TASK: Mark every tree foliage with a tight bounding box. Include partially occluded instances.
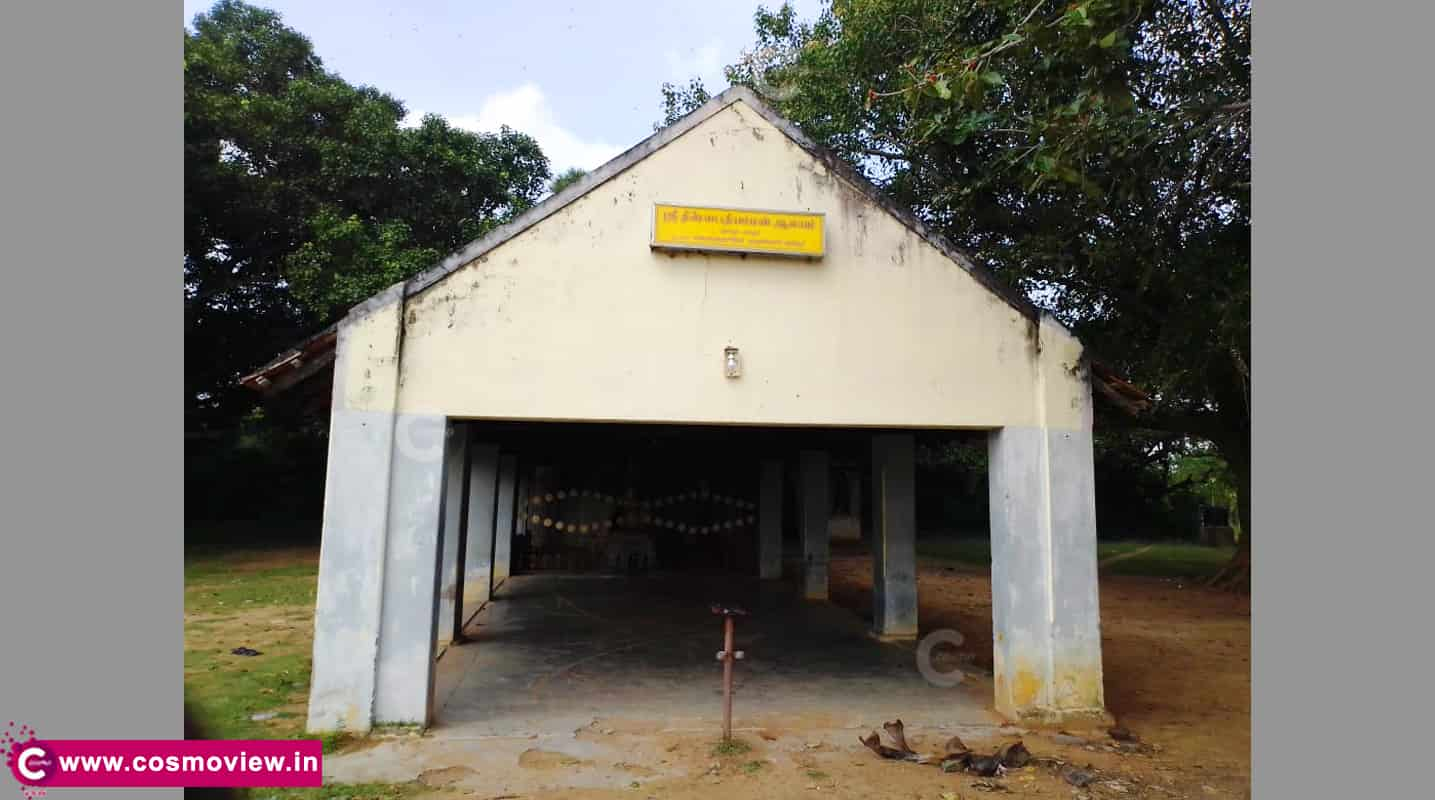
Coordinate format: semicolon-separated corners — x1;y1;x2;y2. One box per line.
550;167;588;195
184;0;551;430
657;77;713;127
717;0;1250;584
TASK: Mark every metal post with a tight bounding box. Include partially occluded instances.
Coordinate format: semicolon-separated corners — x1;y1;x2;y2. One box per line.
722;615;735;739
712;603;748;742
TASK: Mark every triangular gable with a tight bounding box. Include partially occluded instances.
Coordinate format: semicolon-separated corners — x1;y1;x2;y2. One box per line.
348;86;1040;326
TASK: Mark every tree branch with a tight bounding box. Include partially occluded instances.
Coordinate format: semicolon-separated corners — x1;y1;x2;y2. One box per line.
857;147;911;161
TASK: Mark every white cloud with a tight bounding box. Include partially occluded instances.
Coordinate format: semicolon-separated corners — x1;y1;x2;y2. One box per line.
405;84;624;175
665;39;728;90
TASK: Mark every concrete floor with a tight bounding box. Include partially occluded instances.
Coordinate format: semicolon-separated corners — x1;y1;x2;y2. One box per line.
326;572;1003;791
433;573;997;737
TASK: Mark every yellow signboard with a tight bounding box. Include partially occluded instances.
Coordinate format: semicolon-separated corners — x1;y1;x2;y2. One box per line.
651;203;825;258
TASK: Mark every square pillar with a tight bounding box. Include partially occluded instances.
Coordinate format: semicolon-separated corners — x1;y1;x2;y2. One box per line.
871;433;918;640
511;467;529;572
371;413;452;726
490;454;518;590
848;470;864;531
462;441;500;622
758;459;784;579
986;314;1108;725
436;423;470;647
798;450;830;600
307;288;402;734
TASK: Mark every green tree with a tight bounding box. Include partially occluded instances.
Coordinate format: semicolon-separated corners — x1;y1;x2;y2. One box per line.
550;167;588;195
657;77;713;127
185;0;550;429
722;0;1250;586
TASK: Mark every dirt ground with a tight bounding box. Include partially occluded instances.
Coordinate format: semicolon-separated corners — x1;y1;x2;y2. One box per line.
396;555;1250;800
831;555;1251;798
184;546;1250;799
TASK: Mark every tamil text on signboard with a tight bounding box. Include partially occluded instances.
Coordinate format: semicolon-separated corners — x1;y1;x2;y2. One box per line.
651;203;825;258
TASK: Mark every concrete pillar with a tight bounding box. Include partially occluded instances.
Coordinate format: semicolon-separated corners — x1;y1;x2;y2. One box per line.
987;314;1108;724
871;433;918;640
490;454;518;590
307;288;404;733
370;414;453;726
436;423;470;647
510;468;528;572
798;450;830;600
462;441;500;623
848;470;863;527
758;459;784;579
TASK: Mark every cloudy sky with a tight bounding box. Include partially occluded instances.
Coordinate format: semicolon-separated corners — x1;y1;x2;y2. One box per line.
183;0;827;175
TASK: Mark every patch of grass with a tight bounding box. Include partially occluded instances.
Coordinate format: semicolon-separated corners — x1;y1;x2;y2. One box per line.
370;722;424;737
918;538;1235;580
185;567;319;613
185;541;320;741
917;538;993;566
184;646;312;740
741;759;766;774
319;731;358;754
711;737;753;758
244;781;421;800
806;769;831;781
1097;542;1235;579
187;538;415;799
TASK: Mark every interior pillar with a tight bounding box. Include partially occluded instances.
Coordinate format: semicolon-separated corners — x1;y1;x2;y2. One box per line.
462;441;500;624
758;459;784;579
848;469;864;533
871;433;918;640
798;449;830;600
436;423;470;647
490;453;518;591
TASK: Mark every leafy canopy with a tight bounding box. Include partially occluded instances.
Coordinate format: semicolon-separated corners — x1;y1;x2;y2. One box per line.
723;0;1249;439
185;0;551;427
550;167;589;195
710;1;1250;577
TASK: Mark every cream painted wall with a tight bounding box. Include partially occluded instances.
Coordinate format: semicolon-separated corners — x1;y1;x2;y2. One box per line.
340;100;1088;431
338;287;402;418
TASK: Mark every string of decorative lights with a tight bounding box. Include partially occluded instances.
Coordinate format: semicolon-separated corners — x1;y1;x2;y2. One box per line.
525;487;757;535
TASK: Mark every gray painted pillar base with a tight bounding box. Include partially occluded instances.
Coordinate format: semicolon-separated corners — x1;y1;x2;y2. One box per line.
305;405;395;733
871;434;918;640
370;413;452;727
462;442;500;623
491;454;518;589
799;450;830;600
436;423;470;647
988;426;1109;725
758;460;784;579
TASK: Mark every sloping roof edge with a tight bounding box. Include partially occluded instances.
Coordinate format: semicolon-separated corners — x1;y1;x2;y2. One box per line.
237;321;338;395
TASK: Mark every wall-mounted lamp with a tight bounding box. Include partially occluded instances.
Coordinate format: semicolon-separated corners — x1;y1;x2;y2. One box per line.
723;346;742;379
